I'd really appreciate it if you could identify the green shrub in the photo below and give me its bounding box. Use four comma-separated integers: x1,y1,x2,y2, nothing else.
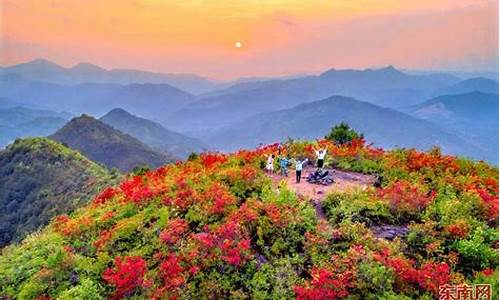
56,278,104,300
325,122,363,145
452,226,499,274
323,192,393,226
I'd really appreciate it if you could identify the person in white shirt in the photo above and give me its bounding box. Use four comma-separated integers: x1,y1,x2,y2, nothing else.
313,147,327,169
293,158,308,183
265,154,275,174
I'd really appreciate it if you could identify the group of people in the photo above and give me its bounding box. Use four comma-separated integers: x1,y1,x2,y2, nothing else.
265,145,327,183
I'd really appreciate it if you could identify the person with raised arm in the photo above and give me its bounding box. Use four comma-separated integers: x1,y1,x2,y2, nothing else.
313,146,327,169
293,158,308,183
279,155,290,177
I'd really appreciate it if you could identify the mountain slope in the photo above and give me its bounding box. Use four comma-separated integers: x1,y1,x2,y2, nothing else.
1,59,222,94
0,79,196,120
435,77,498,96
100,108,205,158
404,92,499,163
0,106,71,148
0,141,497,299
0,138,117,247
50,115,174,172
208,95,487,161
165,66,460,131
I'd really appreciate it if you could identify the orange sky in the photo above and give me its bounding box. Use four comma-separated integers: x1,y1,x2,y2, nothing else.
1,0,498,79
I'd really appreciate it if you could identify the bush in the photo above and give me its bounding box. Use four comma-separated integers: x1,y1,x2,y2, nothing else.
452,226,499,274
323,192,393,226
325,122,363,145
56,278,104,300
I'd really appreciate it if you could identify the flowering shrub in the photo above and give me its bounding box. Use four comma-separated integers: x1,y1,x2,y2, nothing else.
159,218,189,245
102,256,147,300
1,140,498,300
294,267,351,300
374,248,450,295
93,187,119,206
377,180,435,220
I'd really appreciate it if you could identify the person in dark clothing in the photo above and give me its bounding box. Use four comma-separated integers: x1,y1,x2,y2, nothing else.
293,158,308,183
313,147,327,169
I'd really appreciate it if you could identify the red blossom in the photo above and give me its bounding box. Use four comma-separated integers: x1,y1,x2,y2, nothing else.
444,220,469,238
294,268,351,300
377,180,435,214
200,152,228,168
474,188,499,221
93,187,119,206
160,218,189,245
93,229,114,250
204,183,236,215
103,256,147,300
120,176,155,205
374,249,450,295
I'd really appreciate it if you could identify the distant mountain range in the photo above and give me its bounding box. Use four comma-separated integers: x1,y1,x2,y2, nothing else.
404,91,498,162
1,59,498,164
0,137,116,247
0,59,222,95
50,115,174,172
100,108,205,158
0,78,196,121
208,95,489,161
0,106,71,148
433,77,498,96
165,66,462,131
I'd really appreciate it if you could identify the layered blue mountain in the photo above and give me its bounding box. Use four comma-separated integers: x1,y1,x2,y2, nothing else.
165,66,460,131
433,77,498,96
0,59,221,95
0,106,71,148
49,115,175,172
100,108,205,158
403,91,499,163
0,79,196,121
208,95,490,162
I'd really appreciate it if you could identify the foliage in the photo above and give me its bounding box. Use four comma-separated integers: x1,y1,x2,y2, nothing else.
0,139,497,299
325,122,364,145
0,138,118,247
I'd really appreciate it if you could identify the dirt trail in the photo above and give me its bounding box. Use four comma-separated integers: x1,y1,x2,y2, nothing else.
268,166,375,220
268,167,409,241
269,166,375,201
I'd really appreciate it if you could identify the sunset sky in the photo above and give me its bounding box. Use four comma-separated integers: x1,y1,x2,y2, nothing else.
1,0,498,79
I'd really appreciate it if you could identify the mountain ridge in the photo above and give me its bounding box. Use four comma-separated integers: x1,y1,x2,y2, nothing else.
100,108,205,158
0,137,117,247
50,115,174,172
207,95,489,161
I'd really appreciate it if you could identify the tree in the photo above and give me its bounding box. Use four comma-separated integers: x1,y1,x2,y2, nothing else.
325,122,363,145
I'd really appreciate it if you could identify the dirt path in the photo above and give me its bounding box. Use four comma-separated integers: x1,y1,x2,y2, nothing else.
268,166,375,220
268,166,375,201
268,167,409,241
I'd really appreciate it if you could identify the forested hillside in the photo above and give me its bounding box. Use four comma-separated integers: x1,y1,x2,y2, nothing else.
0,138,118,247
1,139,497,299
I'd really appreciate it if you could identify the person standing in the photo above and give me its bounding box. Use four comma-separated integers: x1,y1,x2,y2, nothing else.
313,147,327,169
294,158,308,183
265,154,275,174
279,156,289,177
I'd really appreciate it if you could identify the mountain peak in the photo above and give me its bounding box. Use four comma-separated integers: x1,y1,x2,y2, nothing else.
103,108,135,118
376,65,402,74
27,58,58,66
71,62,106,72
50,115,173,172
11,58,63,69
